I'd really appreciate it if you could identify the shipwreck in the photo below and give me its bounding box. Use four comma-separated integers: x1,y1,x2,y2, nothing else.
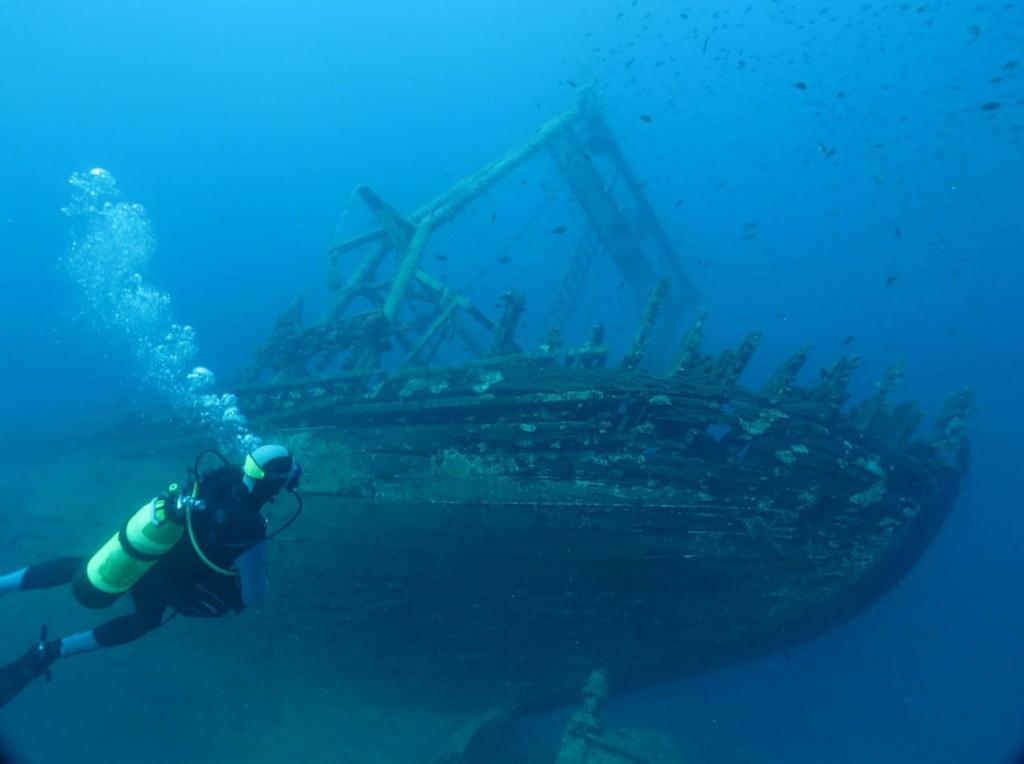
19,93,970,763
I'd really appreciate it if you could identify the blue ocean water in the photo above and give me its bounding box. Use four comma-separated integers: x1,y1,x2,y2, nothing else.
1,1,1021,762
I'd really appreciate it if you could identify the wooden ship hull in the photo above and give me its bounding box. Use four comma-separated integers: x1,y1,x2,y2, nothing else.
13,94,969,762
214,92,971,719
233,345,968,716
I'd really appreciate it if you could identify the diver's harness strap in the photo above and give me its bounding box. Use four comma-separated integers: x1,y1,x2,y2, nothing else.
182,496,238,579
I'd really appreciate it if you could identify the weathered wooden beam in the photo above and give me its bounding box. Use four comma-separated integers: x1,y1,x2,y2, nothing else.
239,294,306,383
851,358,906,430
326,227,387,262
343,311,393,372
713,331,763,387
411,103,584,230
761,346,810,399
621,276,671,371
383,223,433,322
568,324,609,369
326,238,392,321
813,356,863,408
402,300,461,368
581,95,696,307
327,101,575,262
547,228,601,332
875,401,924,445
414,269,505,339
242,308,383,381
456,322,488,360
491,290,525,357
356,184,415,250
667,308,709,376
930,387,974,452
547,126,660,312
319,311,388,370
540,325,563,354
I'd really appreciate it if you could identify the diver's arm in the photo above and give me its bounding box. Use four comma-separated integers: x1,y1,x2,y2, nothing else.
235,542,269,608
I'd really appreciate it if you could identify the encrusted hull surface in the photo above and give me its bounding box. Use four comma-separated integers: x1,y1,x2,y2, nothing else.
216,357,969,714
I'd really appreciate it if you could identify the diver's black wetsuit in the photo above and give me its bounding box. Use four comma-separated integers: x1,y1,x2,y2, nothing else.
19,466,268,647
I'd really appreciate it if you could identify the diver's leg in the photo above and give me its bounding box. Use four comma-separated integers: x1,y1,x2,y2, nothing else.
0,608,164,708
0,565,166,707
0,581,165,707
34,592,165,663
90,605,166,650
0,556,84,597
0,569,25,595
73,589,167,655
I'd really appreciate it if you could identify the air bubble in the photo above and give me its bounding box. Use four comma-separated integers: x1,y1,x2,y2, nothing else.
61,169,260,455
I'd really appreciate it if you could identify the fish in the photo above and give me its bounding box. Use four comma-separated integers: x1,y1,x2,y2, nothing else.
884,274,900,287
674,199,684,207
702,36,709,54
793,81,808,90
624,58,636,69
841,335,856,346
567,80,578,89
499,256,511,264
435,254,448,261
1005,60,1018,70
742,232,757,241
894,225,902,238
817,142,838,158
981,102,1001,111
490,212,497,223
551,226,568,235
742,221,758,231
640,114,653,123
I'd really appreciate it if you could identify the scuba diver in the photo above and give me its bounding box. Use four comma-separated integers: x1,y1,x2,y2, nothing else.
0,444,302,707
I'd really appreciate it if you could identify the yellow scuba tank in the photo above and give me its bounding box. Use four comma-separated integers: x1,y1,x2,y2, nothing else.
72,484,187,609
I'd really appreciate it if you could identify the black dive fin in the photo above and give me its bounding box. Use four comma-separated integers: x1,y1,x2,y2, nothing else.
0,627,59,708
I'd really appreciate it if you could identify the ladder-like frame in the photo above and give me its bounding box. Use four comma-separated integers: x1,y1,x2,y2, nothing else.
243,91,694,384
